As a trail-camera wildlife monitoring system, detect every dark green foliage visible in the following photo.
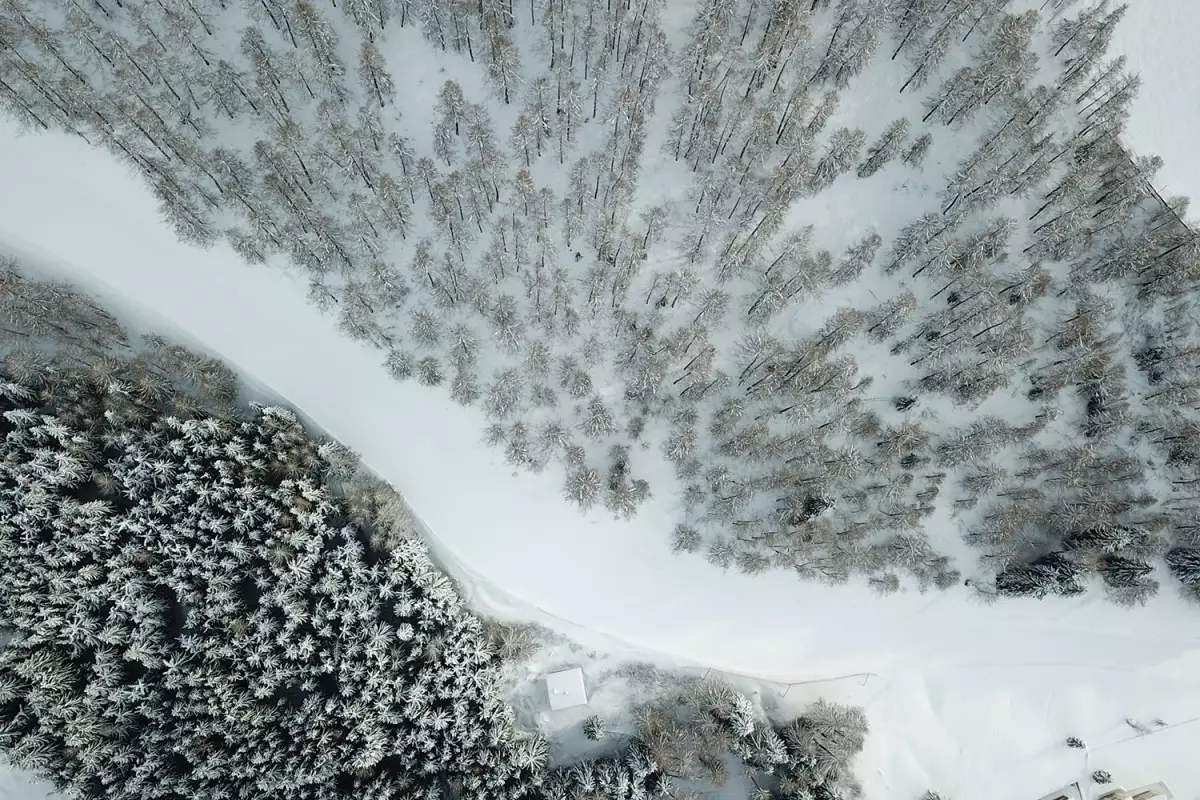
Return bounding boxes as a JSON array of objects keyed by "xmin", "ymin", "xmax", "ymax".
[
  {"xmin": 583, "ymin": 715, "xmax": 606, "ymax": 741},
  {"xmin": 1064, "ymin": 525, "xmax": 1148, "ymax": 555},
  {"xmin": 1166, "ymin": 547, "xmax": 1200, "ymax": 588},
  {"xmin": 1098, "ymin": 555, "xmax": 1154, "ymax": 588},
  {"xmin": 1133, "ymin": 345, "xmax": 1165, "ymax": 384},
  {"xmin": 0, "ymin": 371, "xmax": 545, "ymax": 800},
  {"xmin": 994, "ymin": 552, "xmax": 1085, "ymax": 598}
]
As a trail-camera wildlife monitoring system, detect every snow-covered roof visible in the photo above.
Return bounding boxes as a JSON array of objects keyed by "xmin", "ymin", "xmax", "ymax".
[
  {"xmin": 1098, "ymin": 784, "xmax": 1174, "ymax": 800},
  {"xmin": 545, "ymin": 667, "xmax": 587, "ymax": 711},
  {"xmin": 1036, "ymin": 783, "xmax": 1082, "ymax": 800}
]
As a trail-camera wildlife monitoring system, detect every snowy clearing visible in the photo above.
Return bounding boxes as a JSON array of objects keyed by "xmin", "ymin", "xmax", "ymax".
[
  {"xmin": 0, "ymin": 769, "xmax": 54, "ymax": 800},
  {"xmin": 4, "ymin": 121, "xmax": 1200, "ymax": 800},
  {"xmin": 1111, "ymin": 0, "xmax": 1200, "ymax": 201}
]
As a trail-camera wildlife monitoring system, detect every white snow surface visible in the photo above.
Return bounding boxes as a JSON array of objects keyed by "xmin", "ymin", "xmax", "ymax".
[
  {"xmin": 0, "ymin": 767, "xmax": 56, "ymax": 800},
  {"xmin": 5, "ymin": 125, "xmax": 1200, "ymax": 798},
  {"xmin": 1111, "ymin": 0, "xmax": 1200, "ymax": 205}
]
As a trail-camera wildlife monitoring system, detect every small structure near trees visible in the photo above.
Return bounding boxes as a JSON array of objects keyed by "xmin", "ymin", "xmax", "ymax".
[
  {"xmin": 1035, "ymin": 780, "xmax": 1174, "ymax": 800},
  {"xmin": 1098, "ymin": 783, "xmax": 1174, "ymax": 800},
  {"xmin": 545, "ymin": 667, "xmax": 588, "ymax": 711}
]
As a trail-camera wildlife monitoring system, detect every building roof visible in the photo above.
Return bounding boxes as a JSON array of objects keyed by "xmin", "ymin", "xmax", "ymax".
[{"xmin": 545, "ymin": 667, "xmax": 587, "ymax": 711}]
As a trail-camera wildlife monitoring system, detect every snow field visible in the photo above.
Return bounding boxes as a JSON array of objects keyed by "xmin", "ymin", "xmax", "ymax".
[
  {"xmin": 0, "ymin": 769, "xmax": 55, "ymax": 800},
  {"xmin": 1110, "ymin": 0, "xmax": 1200, "ymax": 203},
  {"xmin": 4, "ymin": 0, "xmax": 1200, "ymax": 794}
]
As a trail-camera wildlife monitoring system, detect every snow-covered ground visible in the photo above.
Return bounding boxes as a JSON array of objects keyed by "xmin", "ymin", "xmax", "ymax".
[
  {"xmin": 1111, "ymin": 0, "xmax": 1200, "ymax": 203},
  {"xmin": 5, "ymin": 120, "xmax": 1200, "ymax": 800},
  {"xmin": 0, "ymin": 769, "xmax": 55, "ymax": 800}
]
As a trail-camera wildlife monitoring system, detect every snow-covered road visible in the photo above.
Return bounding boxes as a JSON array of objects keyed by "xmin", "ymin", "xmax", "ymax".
[{"xmin": 4, "ymin": 125, "xmax": 1200, "ymax": 799}]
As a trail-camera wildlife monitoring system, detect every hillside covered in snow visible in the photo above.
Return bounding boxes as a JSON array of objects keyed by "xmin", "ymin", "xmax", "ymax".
[
  {"xmin": 4, "ymin": 0, "xmax": 1200, "ymax": 797},
  {"xmin": 5, "ymin": 0, "xmax": 1200, "ymax": 600}
]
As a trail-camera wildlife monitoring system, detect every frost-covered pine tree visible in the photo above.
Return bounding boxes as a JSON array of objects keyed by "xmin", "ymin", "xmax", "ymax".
[
  {"xmin": 857, "ymin": 118, "xmax": 910, "ymax": 178},
  {"xmin": 995, "ymin": 552, "xmax": 1085, "ymax": 598},
  {"xmin": 0, "ymin": 356, "xmax": 551, "ymax": 800},
  {"xmin": 1167, "ymin": 547, "xmax": 1200, "ymax": 591},
  {"xmin": 358, "ymin": 37, "xmax": 395, "ymax": 107},
  {"xmin": 564, "ymin": 464, "xmax": 603, "ymax": 509},
  {"xmin": 901, "ymin": 132, "xmax": 933, "ymax": 166}
]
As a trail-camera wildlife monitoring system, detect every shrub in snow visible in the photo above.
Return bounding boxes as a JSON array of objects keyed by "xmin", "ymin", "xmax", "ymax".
[
  {"xmin": 869, "ymin": 574, "xmax": 901, "ymax": 595},
  {"xmin": 1064, "ymin": 525, "xmax": 1150, "ymax": 555},
  {"xmin": 857, "ymin": 119, "xmax": 910, "ymax": 179},
  {"xmin": 1092, "ymin": 770, "xmax": 1113, "ymax": 785},
  {"xmin": 583, "ymin": 715, "xmax": 606, "ymax": 741},
  {"xmin": 484, "ymin": 621, "xmax": 542, "ymax": 661},
  {"xmin": 415, "ymin": 355, "xmax": 445, "ymax": 386},
  {"xmin": 563, "ymin": 465, "xmax": 604, "ymax": 510},
  {"xmin": 1066, "ymin": 736, "xmax": 1086, "ymax": 749},
  {"xmin": 580, "ymin": 397, "xmax": 616, "ymax": 439},
  {"xmin": 384, "ymin": 347, "xmax": 415, "ymax": 380},
  {"xmin": 902, "ymin": 133, "xmax": 933, "ymax": 166},
  {"xmin": 1098, "ymin": 555, "xmax": 1158, "ymax": 604},
  {"xmin": 707, "ymin": 540, "xmax": 736, "ymax": 570},
  {"xmin": 1125, "ymin": 718, "xmax": 1153, "ymax": 735},
  {"xmin": 485, "ymin": 368, "xmax": 526, "ymax": 419},
  {"xmin": 671, "ymin": 524, "xmax": 702, "ymax": 553},
  {"xmin": 451, "ymin": 368, "xmax": 483, "ymax": 405}
]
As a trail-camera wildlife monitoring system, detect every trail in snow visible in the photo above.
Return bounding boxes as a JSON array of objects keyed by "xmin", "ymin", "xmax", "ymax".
[{"xmin": 5, "ymin": 126, "xmax": 1200, "ymax": 799}]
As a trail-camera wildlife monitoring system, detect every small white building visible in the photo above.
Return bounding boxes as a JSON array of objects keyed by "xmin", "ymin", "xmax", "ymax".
[
  {"xmin": 544, "ymin": 667, "xmax": 588, "ymax": 711},
  {"xmin": 1098, "ymin": 783, "xmax": 1174, "ymax": 800}
]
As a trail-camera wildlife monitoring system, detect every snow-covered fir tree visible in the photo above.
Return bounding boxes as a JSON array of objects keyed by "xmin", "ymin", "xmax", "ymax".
[{"xmin": 0, "ymin": 368, "xmax": 548, "ymax": 800}]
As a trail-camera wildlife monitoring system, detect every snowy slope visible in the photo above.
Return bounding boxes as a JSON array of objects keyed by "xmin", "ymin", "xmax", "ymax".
[
  {"xmin": 5, "ymin": 121, "xmax": 1200, "ymax": 799},
  {"xmin": 0, "ymin": 767, "xmax": 56, "ymax": 800},
  {"xmin": 1111, "ymin": 0, "xmax": 1200, "ymax": 203}
]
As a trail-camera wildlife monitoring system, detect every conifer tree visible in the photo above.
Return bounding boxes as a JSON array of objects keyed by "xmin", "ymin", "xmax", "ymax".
[
  {"xmin": 358, "ymin": 37, "xmax": 395, "ymax": 107},
  {"xmin": 857, "ymin": 118, "xmax": 910, "ymax": 178}
]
